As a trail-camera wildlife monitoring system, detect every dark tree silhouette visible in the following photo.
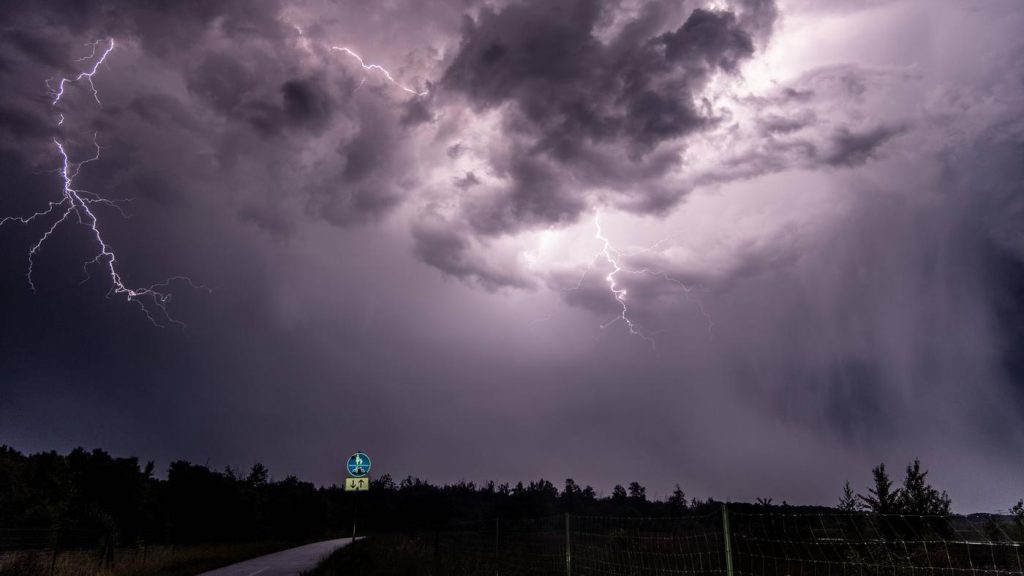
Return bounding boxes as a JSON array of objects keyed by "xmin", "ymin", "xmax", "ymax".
[
  {"xmin": 612, "ymin": 485, "xmax": 627, "ymax": 500},
  {"xmin": 563, "ymin": 478, "xmax": 579, "ymax": 497},
  {"xmin": 247, "ymin": 462, "xmax": 269, "ymax": 487},
  {"xmin": 628, "ymin": 482, "xmax": 647, "ymax": 502},
  {"xmin": 838, "ymin": 481, "xmax": 858, "ymax": 512},
  {"xmin": 668, "ymin": 484, "xmax": 688, "ymax": 512},
  {"xmin": 897, "ymin": 458, "xmax": 951, "ymax": 515},
  {"xmin": 859, "ymin": 464, "xmax": 901, "ymax": 514}
]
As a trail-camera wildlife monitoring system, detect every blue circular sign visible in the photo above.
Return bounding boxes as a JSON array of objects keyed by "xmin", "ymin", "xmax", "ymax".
[{"xmin": 347, "ymin": 452, "xmax": 371, "ymax": 477}]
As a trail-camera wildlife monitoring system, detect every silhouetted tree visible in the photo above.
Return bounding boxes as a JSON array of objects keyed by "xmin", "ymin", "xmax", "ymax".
[
  {"xmin": 373, "ymin": 473, "xmax": 396, "ymax": 491},
  {"xmin": 859, "ymin": 464, "xmax": 900, "ymax": 514},
  {"xmin": 612, "ymin": 485, "xmax": 627, "ymax": 500},
  {"xmin": 897, "ymin": 459, "xmax": 950, "ymax": 515},
  {"xmin": 756, "ymin": 497, "xmax": 773, "ymax": 507},
  {"xmin": 563, "ymin": 478, "xmax": 579, "ymax": 497},
  {"xmin": 628, "ymin": 482, "xmax": 646, "ymax": 502},
  {"xmin": 668, "ymin": 485, "xmax": 688, "ymax": 512},
  {"xmin": 247, "ymin": 462, "xmax": 269, "ymax": 487},
  {"xmin": 838, "ymin": 481, "xmax": 858, "ymax": 512}
]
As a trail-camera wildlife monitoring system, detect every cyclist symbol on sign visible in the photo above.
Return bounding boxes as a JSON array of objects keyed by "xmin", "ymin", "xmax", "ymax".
[{"xmin": 347, "ymin": 452, "xmax": 371, "ymax": 477}]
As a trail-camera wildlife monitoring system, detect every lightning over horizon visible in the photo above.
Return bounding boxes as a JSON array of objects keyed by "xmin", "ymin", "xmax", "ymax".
[{"xmin": 0, "ymin": 38, "xmax": 203, "ymax": 327}]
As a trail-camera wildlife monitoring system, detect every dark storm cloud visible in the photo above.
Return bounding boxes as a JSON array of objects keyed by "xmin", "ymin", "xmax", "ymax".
[
  {"xmin": 411, "ymin": 212, "xmax": 533, "ymax": 291},
  {"xmin": 0, "ymin": 0, "xmax": 430, "ymax": 234},
  {"xmin": 408, "ymin": 0, "xmax": 787, "ymax": 291},
  {"xmin": 3, "ymin": 0, "xmax": 1024, "ymax": 515},
  {"xmin": 440, "ymin": 0, "xmax": 776, "ymax": 235},
  {"xmin": 282, "ymin": 77, "xmax": 334, "ymax": 131},
  {"xmin": 465, "ymin": 155, "xmax": 588, "ymax": 235},
  {"xmin": 824, "ymin": 124, "xmax": 908, "ymax": 167}
]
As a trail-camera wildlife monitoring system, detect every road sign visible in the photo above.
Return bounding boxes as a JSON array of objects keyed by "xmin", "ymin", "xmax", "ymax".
[
  {"xmin": 345, "ymin": 476, "xmax": 370, "ymax": 491},
  {"xmin": 347, "ymin": 452, "xmax": 371, "ymax": 477}
]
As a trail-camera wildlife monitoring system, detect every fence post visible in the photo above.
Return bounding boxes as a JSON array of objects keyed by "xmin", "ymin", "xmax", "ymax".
[
  {"xmin": 722, "ymin": 503, "xmax": 735, "ymax": 576},
  {"xmin": 495, "ymin": 517, "xmax": 500, "ymax": 576},
  {"xmin": 565, "ymin": 513, "xmax": 572, "ymax": 576},
  {"xmin": 351, "ymin": 493, "xmax": 358, "ymax": 544}
]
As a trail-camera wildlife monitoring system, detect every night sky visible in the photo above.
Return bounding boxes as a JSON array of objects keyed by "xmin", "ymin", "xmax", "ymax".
[{"xmin": 1, "ymin": 0, "xmax": 1023, "ymax": 512}]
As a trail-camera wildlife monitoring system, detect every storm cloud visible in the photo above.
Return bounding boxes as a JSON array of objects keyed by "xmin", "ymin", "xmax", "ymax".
[{"xmin": 1, "ymin": 0, "xmax": 1024, "ymax": 513}]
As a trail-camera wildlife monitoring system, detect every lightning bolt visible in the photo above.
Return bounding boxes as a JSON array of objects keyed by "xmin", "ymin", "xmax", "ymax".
[
  {"xmin": 330, "ymin": 46, "xmax": 428, "ymax": 97},
  {"xmin": 593, "ymin": 210, "xmax": 655, "ymax": 345},
  {"xmin": 1, "ymin": 38, "xmax": 206, "ymax": 327},
  {"xmin": 582, "ymin": 210, "xmax": 714, "ymax": 346}
]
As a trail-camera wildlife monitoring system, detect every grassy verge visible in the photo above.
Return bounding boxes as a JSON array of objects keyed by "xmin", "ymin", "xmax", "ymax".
[
  {"xmin": 306, "ymin": 533, "xmax": 540, "ymax": 576},
  {"xmin": 305, "ymin": 534, "xmax": 435, "ymax": 576},
  {"xmin": 0, "ymin": 541, "xmax": 301, "ymax": 576}
]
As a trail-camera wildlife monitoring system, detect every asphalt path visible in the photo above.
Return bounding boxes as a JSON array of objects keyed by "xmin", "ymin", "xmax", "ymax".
[{"xmin": 196, "ymin": 538, "xmax": 353, "ymax": 576}]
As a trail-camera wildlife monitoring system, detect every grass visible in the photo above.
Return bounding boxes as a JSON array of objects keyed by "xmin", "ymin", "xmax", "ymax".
[
  {"xmin": 0, "ymin": 541, "xmax": 300, "ymax": 576},
  {"xmin": 305, "ymin": 534, "xmax": 438, "ymax": 576},
  {"xmin": 305, "ymin": 533, "xmax": 562, "ymax": 576}
]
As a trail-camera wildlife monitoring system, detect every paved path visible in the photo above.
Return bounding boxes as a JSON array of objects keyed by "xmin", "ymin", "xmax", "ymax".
[{"xmin": 196, "ymin": 538, "xmax": 353, "ymax": 576}]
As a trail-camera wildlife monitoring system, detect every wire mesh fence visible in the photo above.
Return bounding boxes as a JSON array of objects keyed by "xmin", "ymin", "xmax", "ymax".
[
  {"xmin": 729, "ymin": 511, "xmax": 1024, "ymax": 576},
  {"xmin": 420, "ymin": 509, "xmax": 1024, "ymax": 576}
]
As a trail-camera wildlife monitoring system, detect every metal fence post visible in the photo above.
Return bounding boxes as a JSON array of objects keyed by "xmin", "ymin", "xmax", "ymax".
[
  {"xmin": 565, "ymin": 513, "xmax": 572, "ymax": 576},
  {"xmin": 351, "ymin": 493, "xmax": 358, "ymax": 544},
  {"xmin": 722, "ymin": 503, "xmax": 735, "ymax": 576}
]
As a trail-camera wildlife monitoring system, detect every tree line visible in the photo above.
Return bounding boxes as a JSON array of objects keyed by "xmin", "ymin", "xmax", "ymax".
[
  {"xmin": 1, "ymin": 446, "xmax": 1021, "ymax": 549},
  {"xmin": 837, "ymin": 459, "xmax": 952, "ymax": 515}
]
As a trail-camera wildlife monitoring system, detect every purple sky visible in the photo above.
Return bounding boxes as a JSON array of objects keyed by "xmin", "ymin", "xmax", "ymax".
[{"xmin": 1, "ymin": 0, "xmax": 1023, "ymax": 512}]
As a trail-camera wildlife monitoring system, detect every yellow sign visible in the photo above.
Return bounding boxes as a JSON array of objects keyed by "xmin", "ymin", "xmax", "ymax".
[{"xmin": 345, "ymin": 476, "xmax": 370, "ymax": 491}]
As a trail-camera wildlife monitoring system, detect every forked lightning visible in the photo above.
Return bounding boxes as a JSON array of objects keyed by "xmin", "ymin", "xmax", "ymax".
[{"xmin": 1, "ymin": 38, "xmax": 203, "ymax": 327}]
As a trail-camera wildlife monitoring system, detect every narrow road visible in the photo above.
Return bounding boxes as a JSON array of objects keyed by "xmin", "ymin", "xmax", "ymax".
[{"xmin": 196, "ymin": 538, "xmax": 352, "ymax": 576}]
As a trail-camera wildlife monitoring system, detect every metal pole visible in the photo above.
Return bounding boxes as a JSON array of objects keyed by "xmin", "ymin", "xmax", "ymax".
[
  {"xmin": 722, "ymin": 503, "xmax": 735, "ymax": 576},
  {"xmin": 565, "ymin": 513, "xmax": 572, "ymax": 576},
  {"xmin": 352, "ymin": 493, "xmax": 358, "ymax": 544}
]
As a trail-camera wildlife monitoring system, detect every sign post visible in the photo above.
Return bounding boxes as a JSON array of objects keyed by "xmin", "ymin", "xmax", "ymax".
[{"xmin": 345, "ymin": 451, "xmax": 371, "ymax": 543}]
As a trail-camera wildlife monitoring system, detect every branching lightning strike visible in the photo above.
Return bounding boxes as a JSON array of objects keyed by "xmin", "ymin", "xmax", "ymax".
[
  {"xmin": 592, "ymin": 210, "xmax": 659, "ymax": 347},
  {"xmin": 581, "ymin": 210, "xmax": 714, "ymax": 346},
  {"xmin": 0, "ymin": 38, "xmax": 205, "ymax": 327},
  {"xmin": 330, "ymin": 46, "xmax": 428, "ymax": 97}
]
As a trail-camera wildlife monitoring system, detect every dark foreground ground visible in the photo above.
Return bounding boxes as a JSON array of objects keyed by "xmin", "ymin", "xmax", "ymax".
[
  {"xmin": 0, "ymin": 542, "xmax": 311, "ymax": 576},
  {"xmin": 306, "ymin": 535, "xmax": 454, "ymax": 576}
]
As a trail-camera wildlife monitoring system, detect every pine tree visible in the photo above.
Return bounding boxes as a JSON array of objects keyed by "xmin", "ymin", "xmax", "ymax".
[
  {"xmin": 858, "ymin": 463, "xmax": 900, "ymax": 514},
  {"xmin": 668, "ymin": 484, "xmax": 688, "ymax": 511},
  {"xmin": 612, "ymin": 484, "xmax": 627, "ymax": 500},
  {"xmin": 897, "ymin": 458, "xmax": 951, "ymax": 515},
  {"xmin": 838, "ymin": 481, "xmax": 858, "ymax": 511}
]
